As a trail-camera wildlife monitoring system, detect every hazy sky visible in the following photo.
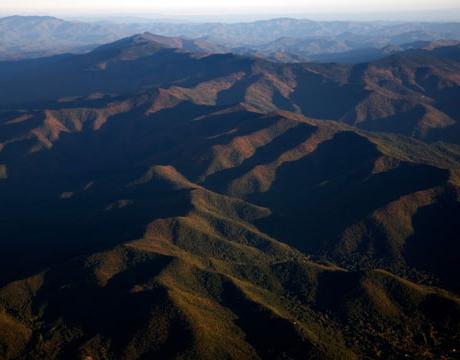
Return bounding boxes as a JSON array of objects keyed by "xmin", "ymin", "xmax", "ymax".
[
  {"xmin": 2, "ymin": 0, "xmax": 459, "ymax": 14},
  {"xmin": 1, "ymin": 0, "xmax": 460, "ymax": 22}
]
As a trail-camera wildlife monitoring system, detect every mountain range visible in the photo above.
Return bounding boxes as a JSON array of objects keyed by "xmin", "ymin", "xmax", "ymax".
[
  {"xmin": 2, "ymin": 15, "xmax": 460, "ymax": 63},
  {"xmin": 0, "ymin": 26, "xmax": 459, "ymax": 359},
  {"xmin": 1, "ymin": 33, "xmax": 459, "ymax": 142}
]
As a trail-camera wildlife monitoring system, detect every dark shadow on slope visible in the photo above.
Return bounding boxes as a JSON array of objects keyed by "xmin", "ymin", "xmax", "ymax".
[
  {"xmin": 0, "ymin": 168, "xmax": 193, "ymax": 287},
  {"xmin": 291, "ymin": 69, "xmax": 369, "ymax": 120},
  {"xmin": 216, "ymin": 75, "xmax": 258, "ymax": 106},
  {"xmin": 404, "ymin": 189, "xmax": 460, "ymax": 293},
  {"xmin": 359, "ymin": 105, "xmax": 426, "ymax": 137},
  {"xmin": 0, "ymin": 50, "xmax": 254, "ymax": 108},
  {"xmin": 34, "ymin": 257, "xmax": 194, "ymax": 359},
  {"xmin": 0, "ymin": 103, "xmax": 274, "ymax": 285},
  {"xmin": 253, "ymin": 131, "xmax": 449, "ymax": 257},
  {"xmin": 220, "ymin": 281, "xmax": 315, "ymax": 359}
]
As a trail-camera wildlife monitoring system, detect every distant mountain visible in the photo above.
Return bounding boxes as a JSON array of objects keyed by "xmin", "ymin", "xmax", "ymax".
[
  {"xmin": 0, "ymin": 16, "xmax": 226, "ymax": 60},
  {"xmin": 116, "ymin": 17, "xmax": 460, "ymax": 63},
  {"xmin": 0, "ymin": 15, "xmax": 121, "ymax": 59},
  {"xmin": 0, "ymin": 32, "xmax": 459, "ymax": 359},
  {"xmin": 1, "ymin": 15, "xmax": 460, "ymax": 64},
  {"xmin": 237, "ymin": 38, "xmax": 460, "ymax": 64},
  {"xmin": 141, "ymin": 18, "xmax": 460, "ymax": 47}
]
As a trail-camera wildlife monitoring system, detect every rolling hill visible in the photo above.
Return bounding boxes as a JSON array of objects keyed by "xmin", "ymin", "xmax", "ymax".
[{"xmin": 0, "ymin": 33, "xmax": 459, "ymax": 359}]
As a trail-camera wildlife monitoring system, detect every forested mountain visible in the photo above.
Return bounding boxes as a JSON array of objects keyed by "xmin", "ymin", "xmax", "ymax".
[{"xmin": 0, "ymin": 28, "xmax": 459, "ymax": 360}]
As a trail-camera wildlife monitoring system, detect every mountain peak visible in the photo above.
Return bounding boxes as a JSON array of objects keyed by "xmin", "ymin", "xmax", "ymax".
[
  {"xmin": 91, "ymin": 32, "xmax": 170, "ymax": 56},
  {"xmin": 1, "ymin": 15, "xmax": 60, "ymax": 20},
  {"xmin": 91, "ymin": 31, "xmax": 228, "ymax": 60},
  {"xmin": 0, "ymin": 15, "xmax": 64, "ymax": 25},
  {"xmin": 131, "ymin": 32, "xmax": 186, "ymax": 48}
]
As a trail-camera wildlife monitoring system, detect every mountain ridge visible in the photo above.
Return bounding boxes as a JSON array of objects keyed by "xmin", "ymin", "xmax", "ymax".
[{"xmin": 1, "ymin": 36, "xmax": 459, "ymax": 144}]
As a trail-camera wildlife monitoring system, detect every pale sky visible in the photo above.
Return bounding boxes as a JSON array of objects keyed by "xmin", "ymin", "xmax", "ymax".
[
  {"xmin": 2, "ymin": 0, "xmax": 459, "ymax": 14},
  {"xmin": 1, "ymin": 0, "xmax": 460, "ymax": 22}
]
